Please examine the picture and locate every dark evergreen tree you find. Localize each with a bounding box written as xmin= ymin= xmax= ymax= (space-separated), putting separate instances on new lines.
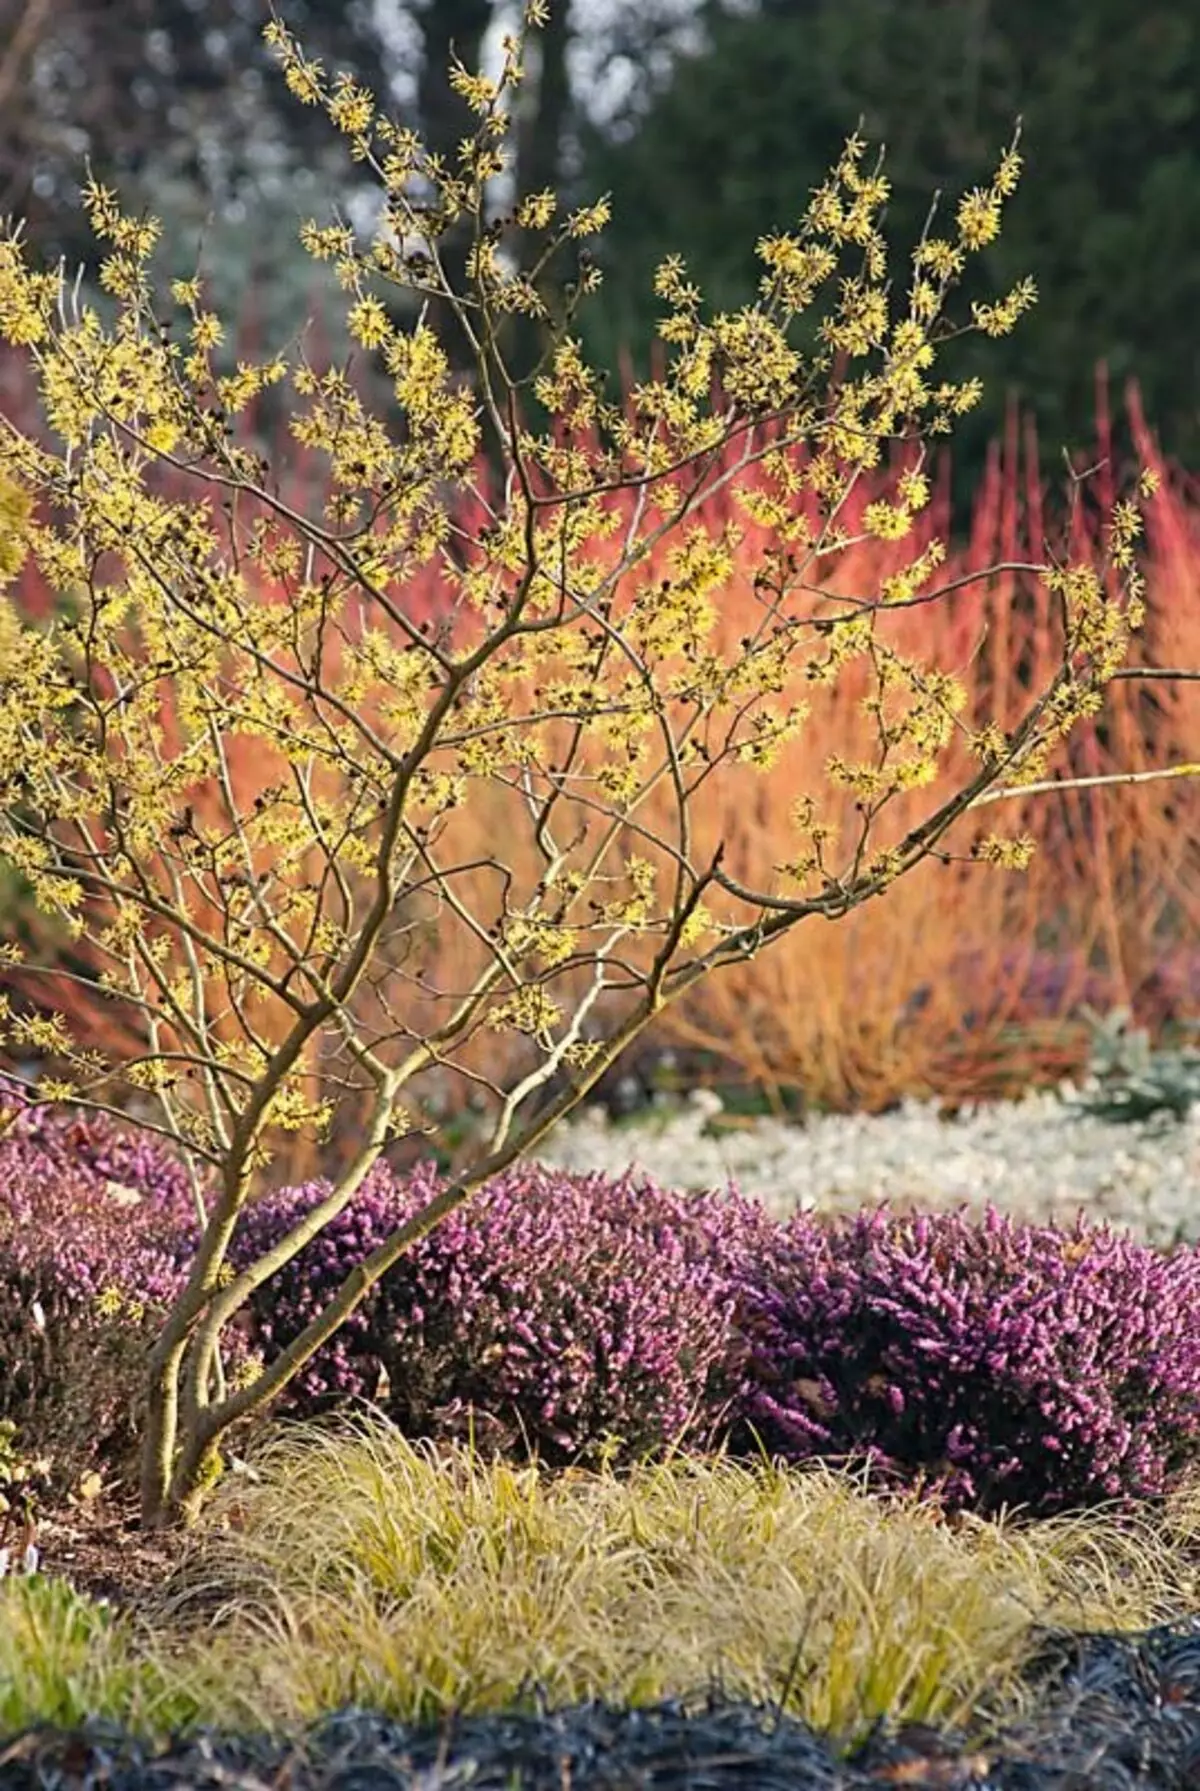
xmin=577 ymin=0 xmax=1200 ymax=470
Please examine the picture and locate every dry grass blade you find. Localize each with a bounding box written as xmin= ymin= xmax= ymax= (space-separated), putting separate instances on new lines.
xmin=124 ymin=1418 xmax=1200 ymax=1745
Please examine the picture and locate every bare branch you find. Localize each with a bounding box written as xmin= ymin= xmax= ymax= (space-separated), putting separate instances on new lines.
xmin=968 ymin=763 xmax=1200 ymax=808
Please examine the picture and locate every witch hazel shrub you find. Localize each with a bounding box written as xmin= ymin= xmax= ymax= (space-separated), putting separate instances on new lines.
xmin=730 ymin=1205 xmax=1200 ymax=1515
xmin=0 ymin=1089 xmax=201 ymax=1474
xmin=237 ymin=1161 xmax=774 ymax=1466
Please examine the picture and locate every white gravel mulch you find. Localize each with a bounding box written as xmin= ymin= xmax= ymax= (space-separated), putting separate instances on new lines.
xmin=533 ymin=1086 xmax=1200 ymax=1247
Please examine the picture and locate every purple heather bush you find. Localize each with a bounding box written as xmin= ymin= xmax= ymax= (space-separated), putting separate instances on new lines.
xmin=8 ymin=1047 xmax=1200 ymax=1521
xmin=0 ymin=1078 xmax=202 ymax=1475
xmin=235 ymin=1160 xmax=774 ymax=1466
xmin=730 ymin=1204 xmax=1200 ymax=1515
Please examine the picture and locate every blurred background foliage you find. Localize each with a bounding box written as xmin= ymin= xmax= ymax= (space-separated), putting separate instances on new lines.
xmin=580 ymin=0 xmax=1200 ymax=491
xmin=1 ymin=0 xmax=1196 ymax=472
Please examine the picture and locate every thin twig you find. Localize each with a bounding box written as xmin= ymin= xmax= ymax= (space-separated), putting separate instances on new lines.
xmin=968 ymin=764 xmax=1200 ymax=808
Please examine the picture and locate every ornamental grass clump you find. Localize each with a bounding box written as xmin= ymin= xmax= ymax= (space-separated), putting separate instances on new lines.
xmin=237 ymin=1162 xmax=773 ymax=1466
xmin=732 ymin=1205 xmax=1200 ymax=1516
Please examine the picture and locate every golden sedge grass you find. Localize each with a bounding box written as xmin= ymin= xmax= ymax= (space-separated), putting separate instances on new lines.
xmin=5 ymin=1416 xmax=1182 ymax=1749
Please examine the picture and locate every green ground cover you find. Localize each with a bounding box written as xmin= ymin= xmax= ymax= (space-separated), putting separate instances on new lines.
xmin=5 ymin=1421 xmax=1200 ymax=1752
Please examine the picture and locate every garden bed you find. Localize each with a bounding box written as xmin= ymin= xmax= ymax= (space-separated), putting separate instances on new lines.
xmin=5 ymin=1595 xmax=1200 ymax=1788
xmin=3 ymin=1626 xmax=1200 ymax=1791
xmin=7 ymin=1094 xmax=1200 ymax=1786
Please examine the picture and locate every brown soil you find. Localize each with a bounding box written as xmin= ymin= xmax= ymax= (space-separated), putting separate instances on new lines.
xmin=21 ymin=1493 xmax=187 ymax=1612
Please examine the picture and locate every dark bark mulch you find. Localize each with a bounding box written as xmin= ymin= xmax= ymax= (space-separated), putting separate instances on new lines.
xmin=4 ymin=1619 xmax=1200 ymax=1790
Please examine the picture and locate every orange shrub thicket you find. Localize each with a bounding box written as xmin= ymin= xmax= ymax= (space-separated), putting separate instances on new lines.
xmin=643 ymin=385 xmax=1200 ymax=1110
xmin=2 ymin=341 xmax=1194 ymax=1133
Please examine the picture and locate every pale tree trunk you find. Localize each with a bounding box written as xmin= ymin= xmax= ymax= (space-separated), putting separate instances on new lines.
xmin=135 ymin=992 xmax=668 ymax=1528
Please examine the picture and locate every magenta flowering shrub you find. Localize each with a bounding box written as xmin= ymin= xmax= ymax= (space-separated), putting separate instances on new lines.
xmin=730 ymin=1204 xmax=1200 ymax=1515
xmin=8 ymin=1057 xmax=1200 ymax=1519
xmin=1 ymin=1091 xmax=204 ymax=1213
xmin=236 ymin=1161 xmax=774 ymax=1466
xmin=232 ymin=1161 xmax=402 ymax=1413
xmin=0 ymin=1087 xmax=200 ymax=1473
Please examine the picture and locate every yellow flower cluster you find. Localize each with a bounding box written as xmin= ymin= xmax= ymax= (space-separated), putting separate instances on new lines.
xmin=0 ymin=6 xmax=1153 ymax=1182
